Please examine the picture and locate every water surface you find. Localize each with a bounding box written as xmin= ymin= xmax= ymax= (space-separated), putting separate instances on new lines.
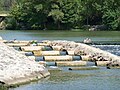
xmin=0 ymin=30 xmax=120 ymax=43
xmin=9 ymin=68 xmax=120 ymax=90
xmin=0 ymin=30 xmax=120 ymax=90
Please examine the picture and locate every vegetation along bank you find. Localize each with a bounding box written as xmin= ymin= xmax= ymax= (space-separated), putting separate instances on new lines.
xmin=0 ymin=0 xmax=120 ymax=30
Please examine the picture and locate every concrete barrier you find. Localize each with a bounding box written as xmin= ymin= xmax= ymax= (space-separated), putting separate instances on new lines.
xmin=37 ymin=43 xmax=50 ymax=46
xmin=44 ymin=56 xmax=73 ymax=61
xmin=6 ymin=43 xmax=28 ymax=47
xmin=13 ymin=40 xmax=30 ymax=43
xmin=33 ymin=51 xmax=64 ymax=56
xmin=96 ymin=61 xmax=110 ymax=66
xmin=67 ymin=51 xmax=75 ymax=55
xmin=56 ymin=61 xmax=87 ymax=66
xmin=20 ymin=46 xmax=53 ymax=51
xmin=28 ymin=55 xmax=91 ymax=62
xmin=5 ymin=40 xmax=30 ymax=44
xmin=33 ymin=50 xmax=73 ymax=56
xmin=52 ymin=46 xmax=63 ymax=51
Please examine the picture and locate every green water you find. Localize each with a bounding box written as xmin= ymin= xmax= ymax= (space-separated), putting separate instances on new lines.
xmin=0 ymin=30 xmax=120 ymax=42
xmin=9 ymin=68 xmax=120 ymax=90
xmin=0 ymin=30 xmax=120 ymax=90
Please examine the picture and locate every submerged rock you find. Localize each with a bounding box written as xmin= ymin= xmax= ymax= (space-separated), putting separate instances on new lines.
xmin=0 ymin=42 xmax=50 ymax=86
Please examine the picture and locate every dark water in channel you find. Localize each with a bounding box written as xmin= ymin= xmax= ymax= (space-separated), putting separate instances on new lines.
xmin=0 ymin=30 xmax=120 ymax=90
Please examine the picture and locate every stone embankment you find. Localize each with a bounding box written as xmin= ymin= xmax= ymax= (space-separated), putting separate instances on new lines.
xmin=0 ymin=42 xmax=50 ymax=86
xmin=46 ymin=40 xmax=120 ymax=66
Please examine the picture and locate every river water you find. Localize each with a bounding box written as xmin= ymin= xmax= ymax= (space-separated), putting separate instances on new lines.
xmin=0 ymin=30 xmax=120 ymax=90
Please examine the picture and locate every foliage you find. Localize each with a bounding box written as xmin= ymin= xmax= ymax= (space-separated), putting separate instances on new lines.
xmin=4 ymin=0 xmax=120 ymax=30
xmin=102 ymin=0 xmax=120 ymax=30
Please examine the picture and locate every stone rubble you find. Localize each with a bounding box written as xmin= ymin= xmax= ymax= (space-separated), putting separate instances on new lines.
xmin=0 ymin=42 xmax=50 ymax=85
xmin=47 ymin=40 xmax=120 ymax=66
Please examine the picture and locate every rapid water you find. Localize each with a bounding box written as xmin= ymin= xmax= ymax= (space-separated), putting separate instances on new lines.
xmin=0 ymin=30 xmax=120 ymax=90
xmin=92 ymin=45 xmax=120 ymax=56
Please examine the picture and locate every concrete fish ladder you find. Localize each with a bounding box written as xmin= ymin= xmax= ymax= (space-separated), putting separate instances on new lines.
xmin=0 ymin=42 xmax=50 ymax=87
xmin=47 ymin=40 xmax=120 ymax=66
xmin=33 ymin=50 xmax=75 ymax=56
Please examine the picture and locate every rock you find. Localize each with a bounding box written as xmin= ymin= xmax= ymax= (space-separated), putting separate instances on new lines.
xmin=83 ymin=38 xmax=92 ymax=44
xmin=0 ymin=42 xmax=50 ymax=86
xmin=47 ymin=40 xmax=120 ymax=66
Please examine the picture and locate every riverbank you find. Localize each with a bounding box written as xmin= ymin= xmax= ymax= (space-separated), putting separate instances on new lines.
xmin=0 ymin=42 xmax=50 ymax=87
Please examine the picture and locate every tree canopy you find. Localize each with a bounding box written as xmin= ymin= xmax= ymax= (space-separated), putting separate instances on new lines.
xmin=3 ymin=0 xmax=120 ymax=30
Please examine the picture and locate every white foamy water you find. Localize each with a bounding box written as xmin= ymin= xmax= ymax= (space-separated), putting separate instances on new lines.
xmin=92 ymin=45 xmax=120 ymax=56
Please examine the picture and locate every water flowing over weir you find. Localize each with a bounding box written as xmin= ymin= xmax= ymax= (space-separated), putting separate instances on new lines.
xmin=92 ymin=45 xmax=120 ymax=56
xmin=47 ymin=40 xmax=120 ymax=66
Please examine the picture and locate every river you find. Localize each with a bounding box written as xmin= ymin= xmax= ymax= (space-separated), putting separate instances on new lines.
xmin=0 ymin=30 xmax=120 ymax=42
xmin=0 ymin=30 xmax=120 ymax=90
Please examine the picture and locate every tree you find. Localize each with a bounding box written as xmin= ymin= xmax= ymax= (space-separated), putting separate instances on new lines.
xmin=80 ymin=0 xmax=103 ymax=25
xmin=10 ymin=0 xmax=50 ymax=29
xmin=8 ymin=0 xmax=120 ymax=30
xmin=61 ymin=0 xmax=82 ymax=29
xmin=102 ymin=0 xmax=120 ymax=30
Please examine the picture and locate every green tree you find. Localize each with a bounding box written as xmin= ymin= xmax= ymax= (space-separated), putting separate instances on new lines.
xmin=48 ymin=1 xmax=64 ymax=29
xmin=102 ymin=0 xmax=120 ymax=30
xmin=11 ymin=0 xmax=50 ymax=29
xmin=8 ymin=0 xmax=120 ymax=30
xmin=81 ymin=0 xmax=103 ymax=25
xmin=61 ymin=0 xmax=82 ymax=29
xmin=10 ymin=0 xmax=83 ymax=30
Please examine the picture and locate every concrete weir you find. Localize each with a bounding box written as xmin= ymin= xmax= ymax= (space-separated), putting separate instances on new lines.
xmin=47 ymin=40 xmax=120 ymax=65
xmin=0 ymin=42 xmax=50 ymax=86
